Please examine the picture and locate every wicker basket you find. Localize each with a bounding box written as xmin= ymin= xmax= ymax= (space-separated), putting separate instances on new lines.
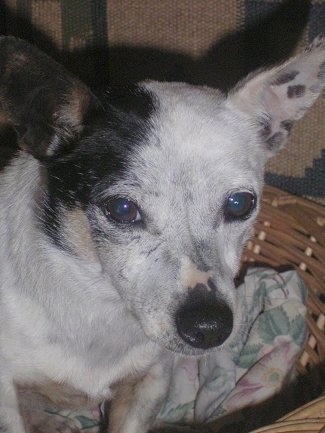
xmin=250 ymin=395 xmax=325 ymax=432
xmin=243 ymin=185 xmax=325 ymax=433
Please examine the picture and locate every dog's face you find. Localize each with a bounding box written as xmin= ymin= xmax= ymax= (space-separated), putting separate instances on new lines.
xmin=1 ymin=36 xmax=324 ymax=355
xmin=66 ymin=83 xmax=265 ymax=355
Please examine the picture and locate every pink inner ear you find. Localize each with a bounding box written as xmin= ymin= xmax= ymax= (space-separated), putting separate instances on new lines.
xmin=260 ymin=68 xmax=316 ymax=152
xmin=264 ymin=86 xmax=288 ymax=123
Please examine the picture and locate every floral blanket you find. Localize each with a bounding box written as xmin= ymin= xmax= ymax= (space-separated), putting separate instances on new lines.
xmin=21 ymin=267 xmax=307 ymax=432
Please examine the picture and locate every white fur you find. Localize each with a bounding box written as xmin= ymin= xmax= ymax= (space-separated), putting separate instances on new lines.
xmin=0 ymin=36 xmax=324 ymax=433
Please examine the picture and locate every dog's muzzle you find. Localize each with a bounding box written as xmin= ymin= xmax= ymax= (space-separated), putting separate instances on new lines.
xmin=175 ymin=293 xmax=233 ymax=350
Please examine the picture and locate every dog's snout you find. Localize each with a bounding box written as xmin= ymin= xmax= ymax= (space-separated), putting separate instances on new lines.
xmin=175 ymin=299 xmax=233 ymax=350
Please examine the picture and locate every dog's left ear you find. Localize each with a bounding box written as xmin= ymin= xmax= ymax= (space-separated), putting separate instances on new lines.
xmin=228 ymin=35 xmax=325 ymax=155
xmin=0 ymin=37 xmax=97 ymax=160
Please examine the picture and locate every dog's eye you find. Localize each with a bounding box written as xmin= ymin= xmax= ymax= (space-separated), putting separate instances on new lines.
xmin=106 ymin=197 xmax=141 ymax=224
xmin=225 ymin=191 xmax=256 ymax=220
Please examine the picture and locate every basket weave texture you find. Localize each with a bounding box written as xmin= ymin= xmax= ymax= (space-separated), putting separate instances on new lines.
xmin=244 ymin=185 xmax=325 ymax=433
xmin=243 ymin=185 xmax=325 ymax=373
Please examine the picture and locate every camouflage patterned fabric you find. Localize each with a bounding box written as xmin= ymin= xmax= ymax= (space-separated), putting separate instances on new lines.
xmin=0 ymin=0 xmax=324 ymax=203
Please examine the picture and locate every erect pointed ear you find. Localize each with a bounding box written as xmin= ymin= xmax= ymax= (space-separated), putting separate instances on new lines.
xmin=228 ymin=35 xmax=325 ymax=155
xmin=0 ymin=37 xmax=97 ymax=160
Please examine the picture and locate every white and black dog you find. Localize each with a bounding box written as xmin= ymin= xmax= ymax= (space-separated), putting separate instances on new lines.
xmin=0 ymin=35 xmax=324 ymax=433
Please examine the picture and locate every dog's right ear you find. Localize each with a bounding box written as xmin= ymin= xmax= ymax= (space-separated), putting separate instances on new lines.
xmin=0 ymin=37 xmax=96 ymax=160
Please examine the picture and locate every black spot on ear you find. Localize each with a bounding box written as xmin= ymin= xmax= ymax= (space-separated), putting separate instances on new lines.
xmin=287 ymin=84 xmax=306 ymax=98
xmin=272 ymin=70 xmax=299 ymax=86
xmin=266 ymin=131 xmax=285 ymax=151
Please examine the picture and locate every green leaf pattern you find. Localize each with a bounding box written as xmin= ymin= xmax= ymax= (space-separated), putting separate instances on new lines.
xmin=236 ymin=343 xmax=264 ymax=369
xmin=257 ymin=308 xmax=291 ymax=343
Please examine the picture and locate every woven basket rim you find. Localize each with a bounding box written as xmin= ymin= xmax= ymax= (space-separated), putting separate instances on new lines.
xmin=250 ymin=395 xmax=325 ymax=432
xmin=245 ymin=186 xmax=325 ymax=432
xmin=251 ymin=186 xmax=324 ymax=372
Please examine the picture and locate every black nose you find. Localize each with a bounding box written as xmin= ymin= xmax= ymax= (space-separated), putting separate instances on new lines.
xmin=175 ymin=300 xmax=233 ymax=349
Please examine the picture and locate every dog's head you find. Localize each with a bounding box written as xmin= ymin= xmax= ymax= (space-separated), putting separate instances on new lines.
xmin=1 ymin=36 xmax=324 ymax=355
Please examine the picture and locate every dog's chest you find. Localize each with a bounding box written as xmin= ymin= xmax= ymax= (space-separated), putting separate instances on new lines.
xmin=1 ymin=283 xmax=160 ymax=402
xmin=13 ymin=333 xmax=160 ymax=404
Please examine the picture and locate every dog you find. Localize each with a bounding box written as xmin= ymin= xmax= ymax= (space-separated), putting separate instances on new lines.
xmin=0 ymin=35 xmax=324 ymax=433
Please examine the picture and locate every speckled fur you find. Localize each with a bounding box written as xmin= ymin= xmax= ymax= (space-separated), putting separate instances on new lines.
xmin=0 ymin=36 xmax=324 ymax=433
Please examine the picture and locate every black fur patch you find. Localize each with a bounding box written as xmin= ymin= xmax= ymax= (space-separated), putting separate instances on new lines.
xmin=103 ymin=85 xmax=157 ymax=120
xmin=287 ymin=84 xmax=306 ymax=98
xmin=0 ymin=124 xmax=19 ymax=171
xmin=42 ymin=85 xmax=157 ymax=248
